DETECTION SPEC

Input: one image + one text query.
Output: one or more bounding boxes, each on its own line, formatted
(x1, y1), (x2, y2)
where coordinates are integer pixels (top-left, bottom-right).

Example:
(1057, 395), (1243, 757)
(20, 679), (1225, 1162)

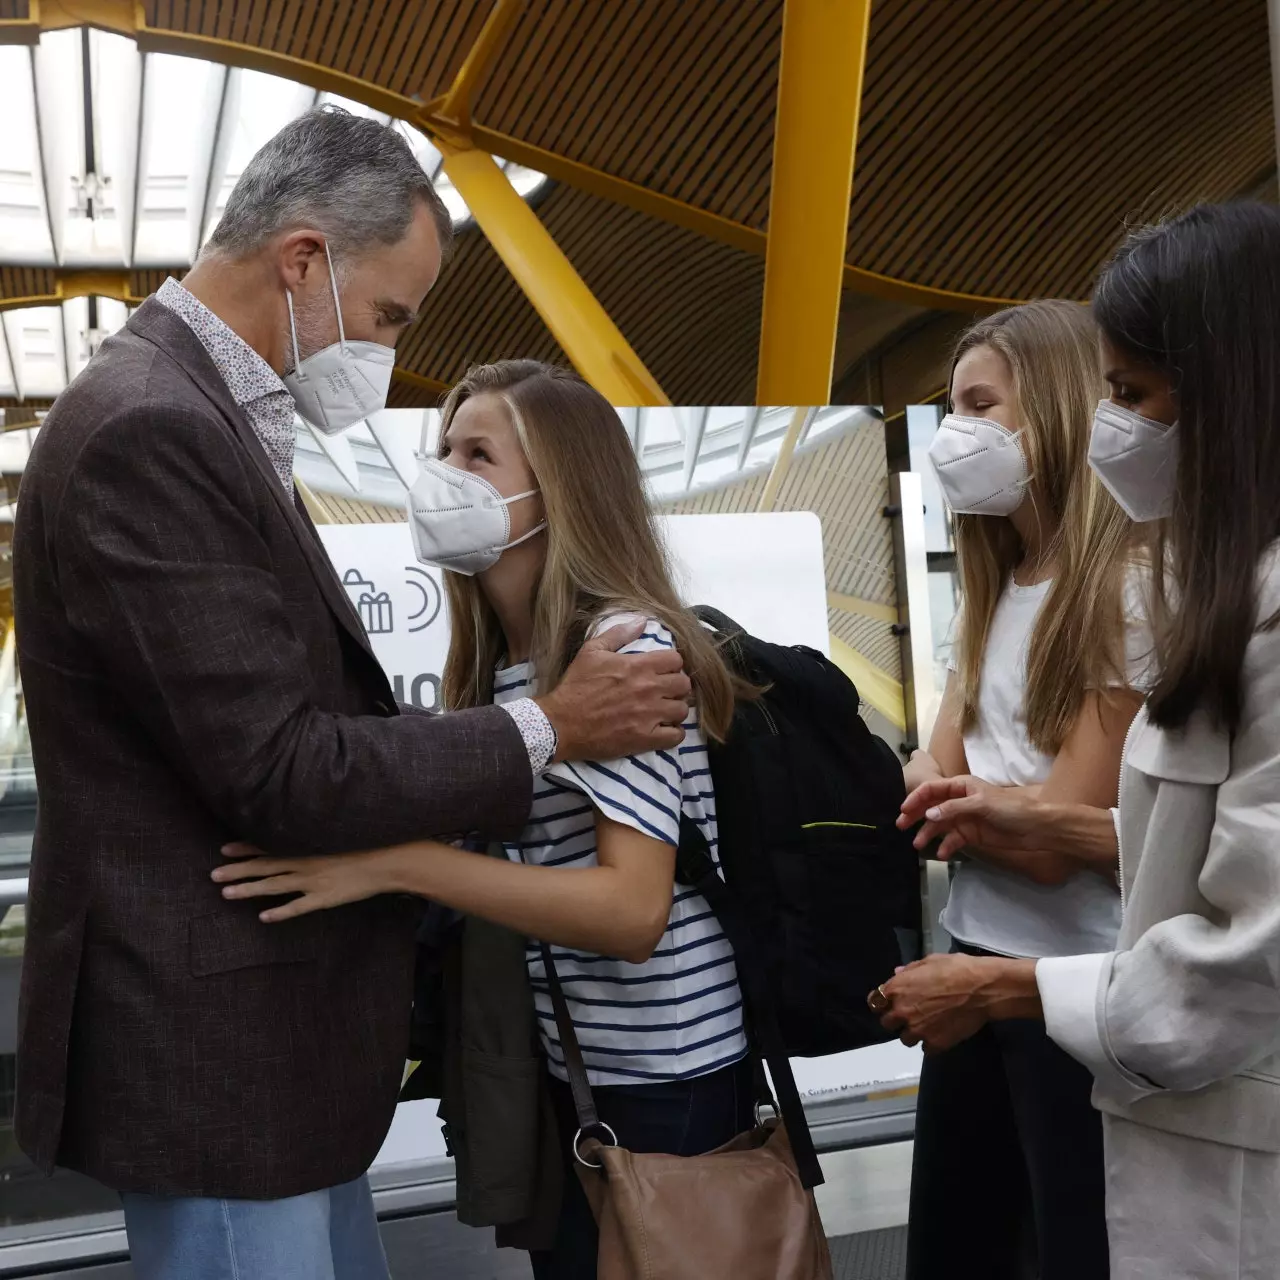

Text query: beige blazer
(1038, 552), (1280, 1152)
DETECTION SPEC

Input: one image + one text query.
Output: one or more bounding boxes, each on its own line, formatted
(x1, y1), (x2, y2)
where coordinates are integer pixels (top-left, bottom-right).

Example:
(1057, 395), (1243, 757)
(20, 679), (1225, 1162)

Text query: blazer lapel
(125, 299), (378, 664)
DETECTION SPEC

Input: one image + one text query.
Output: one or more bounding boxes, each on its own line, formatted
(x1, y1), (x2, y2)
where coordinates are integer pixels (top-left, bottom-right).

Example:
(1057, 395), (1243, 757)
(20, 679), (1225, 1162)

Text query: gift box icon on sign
(341, 569), (394, 635)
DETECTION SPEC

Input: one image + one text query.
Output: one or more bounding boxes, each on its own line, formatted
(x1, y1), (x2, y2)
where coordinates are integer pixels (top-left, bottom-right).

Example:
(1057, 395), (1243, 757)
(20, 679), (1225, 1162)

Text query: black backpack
(675, 607), (922, 1187)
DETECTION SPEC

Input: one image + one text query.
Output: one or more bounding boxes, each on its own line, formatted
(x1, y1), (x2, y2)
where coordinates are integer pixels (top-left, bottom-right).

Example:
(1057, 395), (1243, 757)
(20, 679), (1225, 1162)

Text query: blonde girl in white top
(905, 300), (1152, 1280)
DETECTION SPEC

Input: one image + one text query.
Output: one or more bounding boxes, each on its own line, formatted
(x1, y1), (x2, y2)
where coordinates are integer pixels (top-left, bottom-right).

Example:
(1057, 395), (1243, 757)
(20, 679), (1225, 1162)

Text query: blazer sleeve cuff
(1038, 951), (1163, 1104)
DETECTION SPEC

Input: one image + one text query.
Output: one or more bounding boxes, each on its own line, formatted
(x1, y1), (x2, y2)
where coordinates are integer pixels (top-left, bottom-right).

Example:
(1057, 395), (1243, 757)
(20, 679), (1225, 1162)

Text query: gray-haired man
(13, 108), (690, 1280)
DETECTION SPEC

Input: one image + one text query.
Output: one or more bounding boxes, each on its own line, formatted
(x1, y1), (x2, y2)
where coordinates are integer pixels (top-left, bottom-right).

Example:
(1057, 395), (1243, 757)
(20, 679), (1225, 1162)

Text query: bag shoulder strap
(675, 816), (824, 1190)
(539, 942), (612, 1153)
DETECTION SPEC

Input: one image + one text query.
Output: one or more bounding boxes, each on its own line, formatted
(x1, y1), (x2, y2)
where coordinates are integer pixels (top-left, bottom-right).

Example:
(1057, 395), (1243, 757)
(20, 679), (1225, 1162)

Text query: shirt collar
(155, 277), (290, 409)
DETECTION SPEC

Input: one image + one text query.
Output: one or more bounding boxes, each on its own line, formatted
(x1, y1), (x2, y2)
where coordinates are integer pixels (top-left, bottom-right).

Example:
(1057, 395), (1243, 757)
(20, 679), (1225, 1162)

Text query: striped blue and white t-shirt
(492, 615), (748, 1087)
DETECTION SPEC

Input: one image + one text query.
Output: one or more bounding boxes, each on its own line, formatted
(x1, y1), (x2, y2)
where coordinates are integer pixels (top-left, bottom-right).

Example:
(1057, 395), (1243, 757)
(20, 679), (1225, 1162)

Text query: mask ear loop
(285, 292), (304, 380)
(323, 241), (347, 351)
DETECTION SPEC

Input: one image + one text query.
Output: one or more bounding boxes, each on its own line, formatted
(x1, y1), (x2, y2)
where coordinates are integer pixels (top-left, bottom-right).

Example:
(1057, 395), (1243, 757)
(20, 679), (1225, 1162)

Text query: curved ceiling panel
(847, 0), (1273, 299)
(143, 0), (492, 100)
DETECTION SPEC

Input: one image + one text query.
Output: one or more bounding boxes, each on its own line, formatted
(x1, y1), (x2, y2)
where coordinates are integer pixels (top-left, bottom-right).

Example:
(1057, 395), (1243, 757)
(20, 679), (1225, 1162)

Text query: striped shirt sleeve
(542, 615), (685, 847)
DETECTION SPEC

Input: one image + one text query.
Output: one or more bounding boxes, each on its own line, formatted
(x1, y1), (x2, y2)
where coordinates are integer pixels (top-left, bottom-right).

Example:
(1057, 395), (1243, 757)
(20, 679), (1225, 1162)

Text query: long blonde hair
(950, 300), (1140, 754)
(439, 360), (748, 741)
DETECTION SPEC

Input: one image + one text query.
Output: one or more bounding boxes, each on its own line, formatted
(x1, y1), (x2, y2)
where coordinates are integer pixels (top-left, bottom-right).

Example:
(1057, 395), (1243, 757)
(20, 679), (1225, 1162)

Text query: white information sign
(316, 512), (920, 1169)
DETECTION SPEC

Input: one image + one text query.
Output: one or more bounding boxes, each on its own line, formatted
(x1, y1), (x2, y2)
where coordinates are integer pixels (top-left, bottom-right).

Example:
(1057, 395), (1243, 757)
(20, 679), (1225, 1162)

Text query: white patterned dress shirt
(154, 277), (556, 773)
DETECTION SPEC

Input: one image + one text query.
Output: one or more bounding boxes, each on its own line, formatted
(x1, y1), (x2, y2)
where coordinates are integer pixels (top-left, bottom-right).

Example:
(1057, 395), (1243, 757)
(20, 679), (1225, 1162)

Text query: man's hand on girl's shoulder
(535, 620), (694, 763)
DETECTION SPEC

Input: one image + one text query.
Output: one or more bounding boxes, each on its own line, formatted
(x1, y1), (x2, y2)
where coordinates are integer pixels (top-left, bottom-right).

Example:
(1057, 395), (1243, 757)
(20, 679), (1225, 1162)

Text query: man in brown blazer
(12, 108), (690, 1280)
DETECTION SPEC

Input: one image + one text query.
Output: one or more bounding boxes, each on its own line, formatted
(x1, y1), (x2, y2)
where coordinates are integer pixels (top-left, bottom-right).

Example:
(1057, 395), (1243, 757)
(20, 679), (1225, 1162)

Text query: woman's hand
(900, 775), (1077, 883)
(212, 843), (404, 922)
(869, 954), (1041, 1053)
(902, 749), (944, 794)
(901, 775), (1048, 858)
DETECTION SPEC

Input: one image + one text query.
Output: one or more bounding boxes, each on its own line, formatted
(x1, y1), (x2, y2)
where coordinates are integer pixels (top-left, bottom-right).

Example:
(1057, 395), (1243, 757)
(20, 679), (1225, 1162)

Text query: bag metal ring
(573, 1123), (619, 1169)
(754, 1101), (779, 1127)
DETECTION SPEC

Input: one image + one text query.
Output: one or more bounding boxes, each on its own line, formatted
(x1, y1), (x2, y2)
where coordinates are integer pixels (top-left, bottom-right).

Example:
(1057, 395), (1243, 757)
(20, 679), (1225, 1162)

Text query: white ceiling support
(681, 407), (709, 489)
(735, 406), (762, 470)
(756, 407), (816, 512)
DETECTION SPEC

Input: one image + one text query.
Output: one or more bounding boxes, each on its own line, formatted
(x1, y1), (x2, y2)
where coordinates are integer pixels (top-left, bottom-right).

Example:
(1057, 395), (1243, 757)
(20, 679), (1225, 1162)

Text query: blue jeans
(530, 1055), (755, 1280)
(121, 1174), (389, 1280)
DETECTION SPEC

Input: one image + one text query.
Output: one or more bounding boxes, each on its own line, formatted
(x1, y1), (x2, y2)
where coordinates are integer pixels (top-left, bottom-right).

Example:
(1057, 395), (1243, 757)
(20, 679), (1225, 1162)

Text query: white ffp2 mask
(283, 243), (394, 435)
(928, 413), (1031, 516)
(1087, 398), (1178, 523)
(407, 456), (546, 576)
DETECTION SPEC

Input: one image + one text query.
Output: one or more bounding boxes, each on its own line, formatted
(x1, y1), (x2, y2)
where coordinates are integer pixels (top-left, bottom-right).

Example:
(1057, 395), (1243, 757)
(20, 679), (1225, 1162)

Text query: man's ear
(277, 229), (327, 292)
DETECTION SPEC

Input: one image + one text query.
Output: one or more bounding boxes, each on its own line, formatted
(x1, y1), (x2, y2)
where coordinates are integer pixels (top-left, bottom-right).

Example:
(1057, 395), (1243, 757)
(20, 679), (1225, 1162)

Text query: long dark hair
(1093, 202), (1280, 733)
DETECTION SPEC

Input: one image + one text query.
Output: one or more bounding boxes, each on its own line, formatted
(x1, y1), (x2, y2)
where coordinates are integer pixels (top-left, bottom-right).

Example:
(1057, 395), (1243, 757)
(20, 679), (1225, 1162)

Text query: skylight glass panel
(0, 428), (38, 474)
(316, 92), (388, 124)
(638, 407), (683, 453)
(35, 29), (122, 266)
(364, 408), (423, 489)
(500, 161), (546, 200)
(431, 170), (470, 225)
(301, 415), (361, 492)
(134, 52), (225, 267)
(804, 406), (863, 447)
(60, 294), (129, 381)
(0, 46), (53, 264)
(58, 29), (141, 266)
(202, 69), (316, 246)
(4, 307), (66, 399)
(740, 407), (796, 471)
(393, 122), (443, 179)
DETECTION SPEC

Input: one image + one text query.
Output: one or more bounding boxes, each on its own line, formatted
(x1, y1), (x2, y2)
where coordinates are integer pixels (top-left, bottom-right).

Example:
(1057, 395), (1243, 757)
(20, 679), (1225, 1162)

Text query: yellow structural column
(438, 141), (669, 407)
(756, 0), (872, 405)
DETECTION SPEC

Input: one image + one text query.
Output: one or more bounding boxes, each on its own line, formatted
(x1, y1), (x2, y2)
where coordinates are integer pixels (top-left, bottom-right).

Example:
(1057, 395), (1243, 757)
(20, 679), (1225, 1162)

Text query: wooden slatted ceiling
(397, 184), (764, 405)
(0, 268), (58, 300)
(0, 0), (28, 18)
(848, 0), (1273, 299)
(143, 0), (494, 101)
(473, 0), (783, 218)
(461, 0), (1271, 299)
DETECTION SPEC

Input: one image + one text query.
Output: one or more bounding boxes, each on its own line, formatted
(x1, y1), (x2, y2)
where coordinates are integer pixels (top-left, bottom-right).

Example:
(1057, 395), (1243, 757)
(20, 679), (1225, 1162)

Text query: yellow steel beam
(0, 272), (141, 311)
(827, 590), (899, 626)
(757, 0), (872, 405)
(389, 367), (449, 400)
(756, 406), (812, 512)
(0, 1), (1027, 316)
(425, 0), (523, 130)
(438, 141), (668, 407)
(828, 633), (905, 729)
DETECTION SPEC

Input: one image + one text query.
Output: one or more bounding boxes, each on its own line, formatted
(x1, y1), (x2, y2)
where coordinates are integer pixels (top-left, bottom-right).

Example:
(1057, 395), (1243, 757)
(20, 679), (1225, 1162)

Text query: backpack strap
(676, 815), (825, 1190)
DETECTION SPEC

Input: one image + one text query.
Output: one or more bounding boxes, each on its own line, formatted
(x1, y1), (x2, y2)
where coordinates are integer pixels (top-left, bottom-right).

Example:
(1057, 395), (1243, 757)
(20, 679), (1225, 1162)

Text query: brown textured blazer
(12, 299), (532, 1199)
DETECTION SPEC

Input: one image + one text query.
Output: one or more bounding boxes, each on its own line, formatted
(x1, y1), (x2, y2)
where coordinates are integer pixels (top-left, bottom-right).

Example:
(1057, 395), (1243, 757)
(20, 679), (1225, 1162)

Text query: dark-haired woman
(876, 201), (1280, 1280)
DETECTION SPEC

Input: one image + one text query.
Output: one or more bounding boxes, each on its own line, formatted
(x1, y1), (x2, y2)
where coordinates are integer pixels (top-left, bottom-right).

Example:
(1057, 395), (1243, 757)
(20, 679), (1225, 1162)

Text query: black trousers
(529, 1056), (755, 1280)
(906, 956), (1109, 1280)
